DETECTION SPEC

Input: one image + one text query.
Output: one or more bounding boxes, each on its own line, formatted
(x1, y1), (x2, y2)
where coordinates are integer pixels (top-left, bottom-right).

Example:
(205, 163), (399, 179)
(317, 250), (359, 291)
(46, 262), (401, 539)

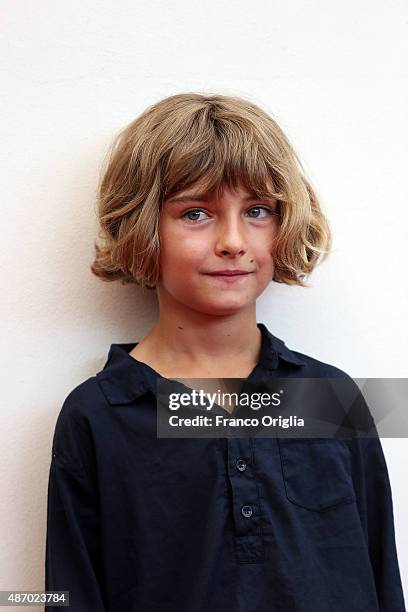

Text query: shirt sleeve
(351, 432), (406, 610)
(45, 396), (106, 611)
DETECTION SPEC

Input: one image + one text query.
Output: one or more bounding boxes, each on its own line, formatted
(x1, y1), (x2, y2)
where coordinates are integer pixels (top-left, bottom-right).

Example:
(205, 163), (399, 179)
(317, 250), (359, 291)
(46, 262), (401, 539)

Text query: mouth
(204, 272), (253, 283)
(204, 271), (253, 276)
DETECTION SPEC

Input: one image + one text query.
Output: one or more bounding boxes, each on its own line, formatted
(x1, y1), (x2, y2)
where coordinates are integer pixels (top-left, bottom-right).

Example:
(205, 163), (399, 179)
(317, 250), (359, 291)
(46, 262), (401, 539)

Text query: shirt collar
(96, 322), (306, 406)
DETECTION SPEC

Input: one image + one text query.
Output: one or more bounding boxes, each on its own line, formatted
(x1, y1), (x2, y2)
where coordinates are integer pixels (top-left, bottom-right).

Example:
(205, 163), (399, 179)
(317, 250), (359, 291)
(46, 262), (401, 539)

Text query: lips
(205, 271), (251, 276)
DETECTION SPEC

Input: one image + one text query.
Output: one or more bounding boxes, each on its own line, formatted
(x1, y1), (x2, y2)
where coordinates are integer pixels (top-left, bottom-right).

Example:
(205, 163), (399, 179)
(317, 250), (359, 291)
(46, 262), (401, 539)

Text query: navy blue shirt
(45, 322), (405, 611)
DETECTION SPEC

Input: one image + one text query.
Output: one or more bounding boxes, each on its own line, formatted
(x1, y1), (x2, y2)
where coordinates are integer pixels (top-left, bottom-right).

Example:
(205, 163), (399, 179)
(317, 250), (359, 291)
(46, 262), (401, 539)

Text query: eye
(180, 205), (277, 224)
(247, 206), (275, 219)
(182, 208), (209, 222)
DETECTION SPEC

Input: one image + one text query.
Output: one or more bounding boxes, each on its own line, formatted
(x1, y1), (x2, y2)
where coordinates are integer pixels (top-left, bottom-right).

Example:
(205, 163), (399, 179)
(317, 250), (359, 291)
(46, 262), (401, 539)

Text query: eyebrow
(166, 193), (274, 205)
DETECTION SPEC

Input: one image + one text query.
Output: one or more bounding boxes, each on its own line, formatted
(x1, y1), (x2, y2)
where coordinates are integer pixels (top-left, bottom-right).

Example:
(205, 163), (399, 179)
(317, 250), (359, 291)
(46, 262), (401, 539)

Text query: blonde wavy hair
(90, 92), (331, 290)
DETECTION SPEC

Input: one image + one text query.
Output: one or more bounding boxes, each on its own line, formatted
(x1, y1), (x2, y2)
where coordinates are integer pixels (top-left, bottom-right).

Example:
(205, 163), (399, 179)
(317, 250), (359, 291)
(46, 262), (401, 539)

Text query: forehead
(165, 179), (275, 204)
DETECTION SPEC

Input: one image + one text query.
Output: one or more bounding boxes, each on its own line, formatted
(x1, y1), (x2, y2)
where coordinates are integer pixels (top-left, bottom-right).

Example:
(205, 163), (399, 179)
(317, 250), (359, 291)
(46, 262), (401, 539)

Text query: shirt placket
(226, 436), (265, 564)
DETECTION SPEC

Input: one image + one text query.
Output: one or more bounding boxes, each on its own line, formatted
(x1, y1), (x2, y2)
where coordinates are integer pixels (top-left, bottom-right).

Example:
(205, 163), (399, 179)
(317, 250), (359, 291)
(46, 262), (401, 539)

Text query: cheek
(159, 232), (208, 273)
(178, 237), (208, 259)
(251, 233), (276, 263)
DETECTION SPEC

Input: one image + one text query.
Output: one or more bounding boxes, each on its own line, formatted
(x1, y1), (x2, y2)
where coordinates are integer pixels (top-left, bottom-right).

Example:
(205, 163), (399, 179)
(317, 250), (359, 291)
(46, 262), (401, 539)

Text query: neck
(137, 298), (262, 372)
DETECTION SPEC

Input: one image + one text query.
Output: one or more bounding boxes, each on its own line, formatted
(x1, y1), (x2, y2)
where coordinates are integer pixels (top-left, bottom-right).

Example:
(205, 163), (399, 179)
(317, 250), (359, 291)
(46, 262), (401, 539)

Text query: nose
(214, 215), (247, 256)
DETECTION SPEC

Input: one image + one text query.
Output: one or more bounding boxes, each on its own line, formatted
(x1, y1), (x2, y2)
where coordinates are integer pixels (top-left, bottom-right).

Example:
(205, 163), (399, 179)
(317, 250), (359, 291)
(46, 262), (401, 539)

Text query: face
(157, 181), (280, 316)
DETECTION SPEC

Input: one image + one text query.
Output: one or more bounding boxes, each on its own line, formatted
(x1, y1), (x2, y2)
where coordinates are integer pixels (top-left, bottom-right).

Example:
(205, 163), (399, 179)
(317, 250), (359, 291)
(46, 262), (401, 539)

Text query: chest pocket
(277, 438), (356, 511)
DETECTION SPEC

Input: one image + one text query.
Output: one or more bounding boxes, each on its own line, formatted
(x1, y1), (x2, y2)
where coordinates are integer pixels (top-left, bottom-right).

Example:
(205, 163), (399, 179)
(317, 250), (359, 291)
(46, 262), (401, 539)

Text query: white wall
(1, 0), (407, 607)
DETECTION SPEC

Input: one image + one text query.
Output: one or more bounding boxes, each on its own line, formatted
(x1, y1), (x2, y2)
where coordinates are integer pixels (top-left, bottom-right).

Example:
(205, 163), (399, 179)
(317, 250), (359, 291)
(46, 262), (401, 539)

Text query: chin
(198, 301), (251, 315)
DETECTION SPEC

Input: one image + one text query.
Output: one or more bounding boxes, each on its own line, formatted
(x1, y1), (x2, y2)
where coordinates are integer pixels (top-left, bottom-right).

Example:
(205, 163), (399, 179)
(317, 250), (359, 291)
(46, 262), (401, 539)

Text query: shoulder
(51, 376), (109, 460)
(271, 331), (352, 379)
(288, 349), (352, 378)
(56, 375), (108, 423)
(276, 341), (378, 439)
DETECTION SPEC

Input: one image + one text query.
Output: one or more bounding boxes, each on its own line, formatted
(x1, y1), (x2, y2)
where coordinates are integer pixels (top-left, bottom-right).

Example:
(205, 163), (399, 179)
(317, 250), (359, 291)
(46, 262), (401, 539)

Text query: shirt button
(236, 458), (247, 472)
(241, 505), (253, 518)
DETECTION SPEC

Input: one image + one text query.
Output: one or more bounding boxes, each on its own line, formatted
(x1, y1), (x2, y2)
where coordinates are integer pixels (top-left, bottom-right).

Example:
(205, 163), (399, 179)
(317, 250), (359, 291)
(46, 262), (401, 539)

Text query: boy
(45, 92), (405, 611)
